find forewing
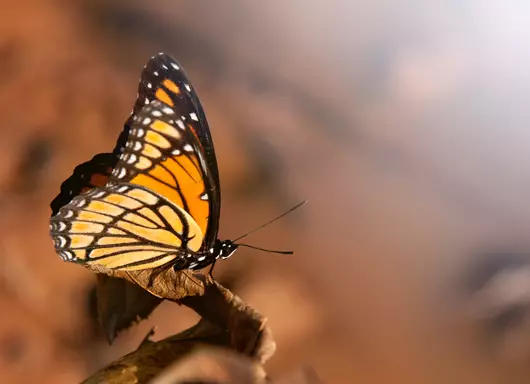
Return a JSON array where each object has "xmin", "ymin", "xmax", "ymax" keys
[
  {"xmin": 110, "ymin": 100, "xmax": 216, "ymax": 250},
  {"xmin": 124, "ymin": 53, "xmax": 220, "ymax": 244}
]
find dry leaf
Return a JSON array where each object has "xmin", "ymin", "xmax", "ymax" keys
[
  {"xmin": 81, "ymin": 266, "xmax": 278, "ymax": 383},
  {"xmin": 96, "ymin": 274, "xmax": 163, "ymax": 343}
]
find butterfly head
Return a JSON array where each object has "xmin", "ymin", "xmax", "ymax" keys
[{"xmin": 215, "ymin": 239, "xmax": 238, "ymax": 260}]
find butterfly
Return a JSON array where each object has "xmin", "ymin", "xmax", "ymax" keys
[{"xmin": 49, "ymin": 53, "xmax": 238, "ymax": 271}]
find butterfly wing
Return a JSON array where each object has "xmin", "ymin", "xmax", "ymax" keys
[
  {"xmin": 50, "ymin": 183, "xmax": 204, "ymax": 271},
  {"xmin": 111, "ymin": 100, "xmax": 217, "ymax": 251},
  {"xmin": 125, "ymin": 53, "xmax": 219, "ymax": 189},
  {"xmin": 121, "ymin": 53, "xmax": 220, "ymax": 248},
  {"xmin": 50, "ymin": 153, "xmax": 117, "ymax": 216},
  {"xmin": 50, "ymin": 101, "xmax": 218, "ymax": 271}
]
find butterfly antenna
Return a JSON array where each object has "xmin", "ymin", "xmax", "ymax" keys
[
  {"xmin": 238, "ymin": 243, "xmax": 294, "ymax": 255},
  {"xmin": 232, "ymin": 200, "xmax": 307, "ymax": 242}
]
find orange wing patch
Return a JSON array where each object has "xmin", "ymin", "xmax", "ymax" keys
[
  {"xmin": 112, "ymin": 101, "xmax": 211, "ymax": 238},
  {"xmin": 154, "ymin": 79, "xmax": 181, "ymax": 107}
]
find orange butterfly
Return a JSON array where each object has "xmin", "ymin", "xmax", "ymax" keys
[{"xmin": 50, "ymin": 53, "xmax": 236, "ymax": 271}]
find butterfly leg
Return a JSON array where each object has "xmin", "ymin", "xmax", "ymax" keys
[{"xmin": 207, "ymin": 260, "xmax": 217, "ymax": 277}]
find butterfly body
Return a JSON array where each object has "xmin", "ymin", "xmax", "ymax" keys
[{"xmin": 50, "ymin": 53, "xmax": 236, "ymax": 271}]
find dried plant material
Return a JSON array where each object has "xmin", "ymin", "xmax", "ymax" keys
[
  {"xmin": 81, "ymin": 264, "xmax": 280, "ymax": 383},
  {"xmin": 82, "ymin": 320, "xmax": 229, "ymax": 384},
  {"xmin": 88, "ymin": 266, "xmax": 276, "ymax": 363},
  {"xmin": 96, "ymin": 274, "xmax": 163, "ymax": 343},
  {"xmin": 148, "ymin": 346, "xmax": 267, "ymax": 384}
]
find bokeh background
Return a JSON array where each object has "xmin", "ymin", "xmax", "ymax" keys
[{"xmin": 2, "ymin": 1, "xmax": 530, "ymax": 383}]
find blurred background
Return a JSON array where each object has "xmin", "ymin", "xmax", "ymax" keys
[{"xmin": 2, "ymin": 0, "xmax": 530, "ymax": 382}]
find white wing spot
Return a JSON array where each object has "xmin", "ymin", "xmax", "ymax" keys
[
  {"xmin": 162, "ymin": 107, "xmax": 174, "ymax": 115},
  {"xmin": 64, "ymin": 210, "xmax": 74, "ymax": 219},
  {"xmin": 147, "ymin": 83, "xmax": 152, "ymax": 89},
  {"xmin": 142, "ymin": 117, "xmax": 151, "ymax": 125},
  {"xmin": 198, "ymin": 256, "xmax": 206, "ymax": 261},
  {"xmin": 93, "ymin": 190, "xmax": 105, "ymax": 198},
  {"xmin": 171, "ymin": 62, "xmax": 180, "ymax": 70},
  {"xmin": 200, "ymin": 193, "xmax": 208, "ymax": 201},
  {"xmin": 127, "ymin": 154, "xmax": 137, "ymax": 164},
  {"xmin": 153, "ymin": 71, "xmax": 159, "ymax": 76},
  {"xmin": 117, "ymin": 185, "xmax": 129, "ymax": 193},
  {"xmin": 144, "ymin": 98, "xmax": 150, "ymax": 105},
  {"xmin": 176, "ymin": 120, "xmax": 185, "ymax": 129},
  {"xmin": 162, "ymin": 64, "xmax": 168, "ymax": 69},
  {"xmin": 190, "ymin": 113, "xmax": 198, "ymax": 121},
  {"xmin": 133, "ymin": 141, "xmax": 142, "ymax": 151},
  {"xmin": 189, "ymin": 262, "xmax": 198, "ymax": 269},
  {"xmin": 137, "ymin": 128, "xmax": 145, "ymax": 137},
  {"xmin": 172, "ymin": 149, "xmax": 181, "ymax": 156},
  {"xmin": 76, "ymin": 199, "xmax": 86, "ymax": 207},
  {"xmin": 183, "ymin": 144, "xmax": 193, "ymax": 152},
  {"xmin": 118, "ymin": 168, "xmax": 127, "ymax": 179},
  {"xmin": 185, "ymin": 84, "xmax": 191, "ymax": 92},
  {"xmin": 151, "ymin": 110, "xmax": 162, "ymax": 117},
  {"xmin": 57, "ymin": 236, "xmax": 67, "ymax": 248}
]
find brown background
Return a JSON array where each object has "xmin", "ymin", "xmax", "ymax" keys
[{"xmin": 1, "ymin": 1, "xmax": 530, "ymax": 383}]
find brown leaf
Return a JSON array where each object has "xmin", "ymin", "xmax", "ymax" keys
[
  {"xmin": 81, "ymin": 266, "xmax": 278, "ymax": 383},
  {"xmin": 148, "ymin": 346, "xmax": 267, "ymax": 384},
  {"xmin": 82, "ymin": 320, "xmax": 231, "ymax": 384},
  {"xmin": 96, "ymin": 273, "xmax": 163, "ymax": 343}
]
